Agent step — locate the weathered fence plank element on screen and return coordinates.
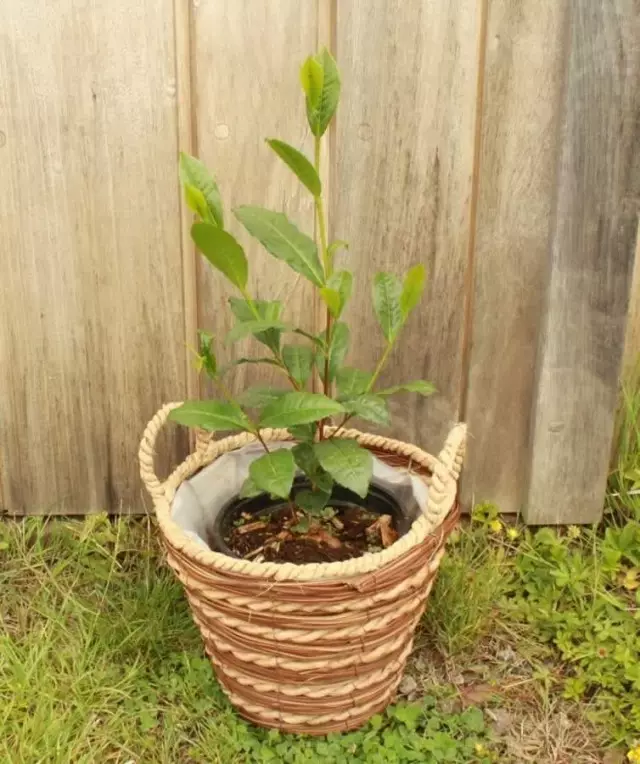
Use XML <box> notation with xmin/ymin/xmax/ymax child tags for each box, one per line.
<box><xmin>0</xmin><ymin>0</ymin><xmax>186</xmax><ymax>514</ymax></box>
<box><xmin>525</xmin><ymin>0</ymin><xmax>640</xmax><ymax>524</ymax></box>
<box><xmin>331</xmin><ymin>0</ymin><xmax>480</xmax><ymax>454</ymax></box>
<box><xmin>462</xmin><ymin>1</ymin><xmax>568</xmax><ymax>514</ymax></box>
<box><xmin>192</xmin><ymin>0</ymin><xmax>319</xmax><ymax>396</ymax></box>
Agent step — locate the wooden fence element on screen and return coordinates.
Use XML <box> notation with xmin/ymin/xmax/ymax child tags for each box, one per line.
<box><xmin>1</xmin><ymin>0</ymin><xmax>638</xmax><ymax>523</ymax></box>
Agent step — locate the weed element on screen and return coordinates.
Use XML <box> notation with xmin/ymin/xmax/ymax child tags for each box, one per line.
<box><xmin>501</xmin><ymin>524</ymin><xmax>640</xmax><ymax>746</ymax></box>
<box><xmin>422</xmin><ymin>521</ymin><xmax>510</xmax><ymax>655</ymax></box>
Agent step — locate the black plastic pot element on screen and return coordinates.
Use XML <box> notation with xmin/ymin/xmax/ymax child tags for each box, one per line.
<box><xmin>210</xmin><ymin>475</ymin><xmax>409</xmax><ymax>558</ymax></box>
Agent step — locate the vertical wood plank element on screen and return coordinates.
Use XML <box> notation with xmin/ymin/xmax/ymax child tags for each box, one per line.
<box><xmin>193</xmin><ymin>0</ymin><xmax>319</xmax><ymax>395</ymax></box>
<box><xmin>0</xmin><ymin>0</ymin><xmax>186</xmax><ymax>514</ymax></box>
<box><xmin>331</xmin><ymin>0</ymin><xmax>480</xmax><ymax>453</ymax></box>
<box><xmin>525</xmin><ymin>0</ymin><xmax>640</xmax><ymax>524</ymax></box>
<box><xmin>462</xmin><ymin>1</ymin><xmax>569</xmax><ymax>513</ymax></box>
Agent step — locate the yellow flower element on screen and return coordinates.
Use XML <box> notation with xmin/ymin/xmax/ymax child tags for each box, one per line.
<box><xmin>621</xmin><ymin>568</ymin><xmax>639</xmax><ymax>591</ymax></box>
<box><xmin>567</xmin><ymin>525</ymin><xmax>581</xmax><ymax>539</ymax></box>
<box><xmin>475</xmin><ymin>742</ymin><xmax>488</xmax><ymax>755</ymax></box>
<box><xmin>627</xmin><ymin>745</ymin><xmax>640</xmax><ymax>762</ymax></box>
<box><xmin>506</xmin><ymin>527</ymin><xmax>520</xmax><ymax>541</ymax></box>
<box><xmin>489</xmin><ymin>519</ymin><xmax>503</xmax><ymax>534</ymax></box>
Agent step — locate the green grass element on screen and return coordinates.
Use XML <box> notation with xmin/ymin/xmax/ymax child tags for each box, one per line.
<box><xmin>0</xmin><ymin>515</ymin><xmax>498</xmax><ymax>764</ymax></box>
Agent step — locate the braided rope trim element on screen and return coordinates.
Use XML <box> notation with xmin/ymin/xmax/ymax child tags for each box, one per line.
<box><xmin>139</xmin><ymin>403</ymin><xmax>466</xmax><ymax>581</ymax></box>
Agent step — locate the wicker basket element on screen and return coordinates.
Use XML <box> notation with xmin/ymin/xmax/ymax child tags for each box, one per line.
<box><xmin>139</xmin><ymin>403</ymin><xmax>466</xmax><ymax>735</ymax></box>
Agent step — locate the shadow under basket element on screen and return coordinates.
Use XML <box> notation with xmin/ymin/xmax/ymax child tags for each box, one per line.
<box><xmin>139</xmin><ymin>405</ymin><xmax>466</xmax><ymax>736</ymax></box>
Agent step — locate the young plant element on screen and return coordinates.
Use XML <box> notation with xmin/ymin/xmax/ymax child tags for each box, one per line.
<box><xmin>170</xmin><ymin>49</ymin><xmax>435</xmax><ymax>519</ymax></box>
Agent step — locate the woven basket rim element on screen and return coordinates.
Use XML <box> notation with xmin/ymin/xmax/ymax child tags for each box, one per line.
<box><xmin>139</xmin><ymin>403</ymin><xmax>466</xmax><ymax>582</ymax></box>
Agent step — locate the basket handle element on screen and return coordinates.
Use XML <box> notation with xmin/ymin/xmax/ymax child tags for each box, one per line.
<box><xmin>138</xmin><ymin>402</ymin><xmax>184</xmax><ymax>499</ymax></box>
<box><xmin>437</xmin><ymin>423</ymin><xmax>467</xmax><ymax>481</ymax></box>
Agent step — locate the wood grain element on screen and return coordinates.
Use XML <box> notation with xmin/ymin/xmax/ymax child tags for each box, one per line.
<box><xmin>462</xmin><ymin>1</ymin><xmax>569</xmax><ymax>513</ymax></box>
<box><xmin>192</xmin><ymin>0</ymin><xmax>319</xmax><ymax>398</ymax></box>
<box><xmin>331</xmin><ymin>0</ymin><xmax>480</xmax><ymax>453</ymax></box>
<box><xmin>0</xmin><ymin>0</ymin><xmax>187</xmax><ymax>514</ymax></box>
<box><xmin>525</xmin><ymin>0</ymin><xmax>640</xmax><ymax>523</ymax></box>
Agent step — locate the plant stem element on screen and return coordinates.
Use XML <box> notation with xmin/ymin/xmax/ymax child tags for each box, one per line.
<box><xmin>213</xmin><ymin>377</ymin><xmax>270</xmax><ymax>454</ymax></box>
<box><xmin>314</xmin><ymin>135</ymin><xmax>333</xmax><ymax>439</ymax></box>
<box><xmin>367</xmin><ymin>341</ymin><xmax>394</xmax><ymax>392</ymax></box>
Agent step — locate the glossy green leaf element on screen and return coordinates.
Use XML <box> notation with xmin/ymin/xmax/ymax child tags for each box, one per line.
<box><xmin>266</xmin><ymin>139</ymin><xmax>321</xmax><ymax>196</ymax></box>
<box><xmin>306</xmin><ymin>49</ymin><xmax>341</xmax><ymax>137</ymax></box>
<box><xmin>288</xmin><ymin>423</ymin><xmax>317</xmax><ymax>442</ymax></box>
<box><xmin>191</xmin><ymin>223</ymin><xmax>248</xmax><ymax>290</ymax></box>
<box><xmin>320</xmin><ymin>270</ymin><xmax>352</xmax><ymax>318</ymax></box>
<box><xmin>238</xmin><ymin>387</ymin><xmax>288</xmax><ymax>408</ymax></box>
<box><xmin>239</xmin><ymin>475</ymin><xmax>261</xmax><ymax>498</ymax></box>
<box><xmin>184</xmin><ymin>184</ymin><xmax>210</xmax><ymax>221</ymax></box>
<box><xmin>400</xmin><ymin>264</ymin><xmax>427</xmax><ymax>318</ymax></box>
<box><xmin>229</xmin><ymin>297</ymin><xmax>283</xmax><ymax>352</ymax></box>
<box><xmin>226</xmin><ymin>319</ymin><xmax>289</xmax><ymax>345</ymax></box>
<box><xmin>372</xmin><ymin>272</ymin><xmax>403</xmax><ymax>341</ymax></box>
<box><xmin>169</xmin><ymin>400</ymin><xmax>251</xmax><ymax>432</ymax></box>
<box><xmin>377</xmin><ymin>380</ymin><xmax>437</xmax><ymax>397</ymax></box>
<box><xmin>335</xmin><ymin>367</ymin><xmax>373</xmax><ymax>397</ymax></box>
<box><xmin>313</xmin><ymin>439</ymin><xmax>373</xmax><ymax>498</ymax></box>
<box><xmin>179</xmin><ymin>152</ymin><xmax>224</xmax><ymax>227</ymax></box>
<box><xmin>327</xmin><ymin>321</ymin><xmax>350</xmax><ymax>381</ymax></box>
<box><xmin>196</xmin><ymin>330</ymin><xmax>217</xmax><ymax>378</ymax></box>
<box><xmin>249</xmin><ymin>449</ymin><xmax>295</xmax><ymax>500</ymax></box>
<box><xmin>295</xmin><ymin>488</ymin><xmax>331</xmax><ymax>513</ymax></box>
<box><xmin>282</xmin><ymin>344</ymin><xmax>314</xmax><ymax>387</ymax></box>
<box><xmin>292</xmin><ymin>442</ymin><xmax>333</xmax><ymax>493</ymax></box>
<box><xmin>259</xmin><ymin>392</ymin><xmax>344</xmax><ymax>429</ymax></box>
<box><xmin>234</xmin><ymin>206</ymin><xmax>324</xmax><ymax>287</ymax></box>
<box><xmin>300</xmin><ymin>55</ymin><xmax>324</xmax><ymax>109</ymax></box>
<box><xmin>341</xmin><ymin>394</ymin><xmax>390</xmax><ymax>426</ymax></box>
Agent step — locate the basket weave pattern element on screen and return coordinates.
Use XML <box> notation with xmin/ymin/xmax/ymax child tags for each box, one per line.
<box><xmin>139</xmin><ymin>404</ymin><xmax>466</xmax><ymax>735</ymax></box>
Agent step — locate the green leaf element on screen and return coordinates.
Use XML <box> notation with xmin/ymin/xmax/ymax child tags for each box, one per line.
<box><xmin>169</xmin><ymin>400</ymin><xmax>251</xmax><ymax>432</ymax></box>
<box><xmin>319</xmin><ymin>288</ymin><xmax>341</xmax><ymax>318</ymax></box>
<box><xmin>341</xmin><ymin>394</ymin><xmax>390</xmax><ymax>426</ymax></box>
<box><xmin>239</xmin><ymin>476</ymin><xmax>262</xmax><ymax>498</ymax></box>
<box><xmin>296</xmin><ymin>488</ymin><xmax>331</xmax><ymax>513</ymax></box>
<box><xmin>292</xmin><ymin>442</ymin><xmax>333</xmax><ymax>493</ymax></box>
<box><xmin>266</xmin><ymin>139</ymin><xmax>321</xmax><ymax>196</ymax></box>
<box><xmin>306</xmin><ymin>48</ymin><xmax>341</xmax><ymax>137</ymax></box>
<box><xmin>229</xmin><ymin>297</ymin><xmax>283</xmax><ymax>352</ymax></box>
<box><xmin>234</xmin><ymin>206</ymin><xmax>324</xmax><ymax>287</ymax></box>
<box><xmin>259</xmin><ymin>392</ymin><xmax>344</xmax><ymax>429</ymax></box>
<box><xmin>179</xmin><ymin>152</ymin><xmax>224</xmax><ymax>227</ymax></box>
<box><xmin>373</xmin><ymin>272</ymin><xmax>403</xmax><ymax>341</ymax></box>
<box><xmin>191</xmin><ymin>223</ymin><xmax>248</xmax><ymax>290</ymax></box>
<box><xmin>282</xmin><ymin>344</ymin><xmax>314</xmax><ymax>387</ymax></box>
<box><xmin>327</xmin><ymin>321</ymin><xmax>350</xmax><ymax>381</ymax></box>
<box><xmin>300</xmin><ymin>56</ymin><xmax>324</xmax><ymax>109</ymax></box>
<box><xmin>320</xmin><ymin>270</ymin><xmax>352</xmax><ymax>318</ymax></box>
<box><xmin>291</xmin><ymin>515</ymin><xmax>311</xmax><ymax>534</ymax></box>
<box><xmin>377</xmin><ymin>380</ymin><xmax>436</xmax><ymax>397</ymax></box>
<box><xmin>196</xmin><ymin>330</ymin><xmax>217</xmax><ymax>378</ymax></box>
<box><xmin>238</xmin><ymin>387</ymin><xmax>288</xmax><ymax>408</ymax></box>
<box><xmin>184</xmin><ymin>184</ymin><xmax>210</xmax><ymax>221</ymax></box>
<box><xmin>313</xmin><ymin>439</ymin><xmax>373</xmax><ymax>498</ymax></box>
<box><xmin>400</xmin><ymin>264</ymin><xmax>426</xmax><ymax>318</ymax></box>
<box><xmin>226</xmin><ymin>319</ymin><xmax>289</xmax><ymax>345</ymax></box>
<box><xmin>288</xmin><ymin>423</ymin><xmax>317</xmax><ymax>442</ymax></box>
<box><xmin>249</xmin><ymin>449</ymin><xmax>295</xmax><ymax>500</ymax></box>
<box><xmin>336</xmin><ymin>367</ymin><xmax>372</xmax><ymax>397</ymax></box>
